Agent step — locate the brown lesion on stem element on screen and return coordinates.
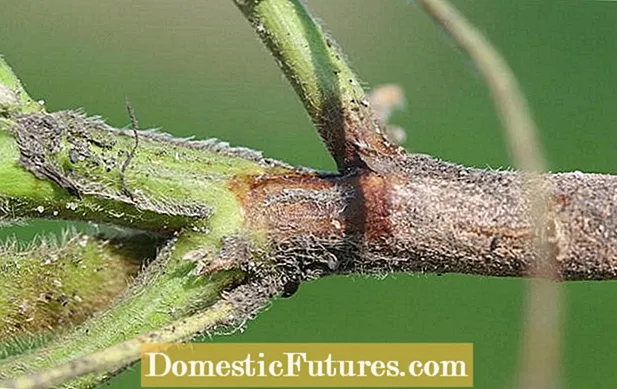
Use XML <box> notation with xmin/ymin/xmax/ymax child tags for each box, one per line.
<box><xmin>232</xmin><ymin>167</ymin><xmax>392</xmax><ymax>242</ymax></box>
<box><xmin>320</xmin><ymin>94</ymin><xmax>402</xmax><ymax>171</ymax></box>
<box><xmin>232</xmin><ymin>154</ymin><xmax>617</xmax><ymax>282</ymax></box>
<box><xmin>234</xmin><ymin>0</ymin><xmax>403</xmax><ymax>173</ymax></box>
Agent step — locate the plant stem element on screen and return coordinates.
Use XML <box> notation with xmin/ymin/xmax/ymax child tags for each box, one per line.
<box><xmin>233</xmin><ymin>0</ymin><xmax>401</xmax><ymax>171</ymax></box>
<box><xmin>0</xmin><ymin>230</ymin><xmax>162</xmax><ymax>350</ymax></box>
<box><xmin>3</xmin><ymin>301</ymin><xmax>234</xmax><ymax>389</ymax></box>
<box><xmin>0</xmin><ymin>231</ymin><xmax>244</xmax><ymax>388</ymax></box>
<box><xmin>0</xmin><ymin>56</ymin><xmax>43</xmax><ymax>117</ymax></box>
<box><xmin>0</xmin><ymin>111</ymin><xmax>292</xmax><ymax>235</ymax></box>
<box><xmin>417</xmin><ymin>2</ymin><xmax>561</xmax><ymax>388</ymax></box>
<box><xmin>0</xmin><ymin>53</ymin><xmax>294</xmax><ymax>237</ymax></box>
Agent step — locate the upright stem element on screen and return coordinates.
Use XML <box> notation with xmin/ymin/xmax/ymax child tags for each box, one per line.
<box><xmin>234</xmin><ymin>0</ymin><xmax>400</xmax><ymax>171</ymax></box>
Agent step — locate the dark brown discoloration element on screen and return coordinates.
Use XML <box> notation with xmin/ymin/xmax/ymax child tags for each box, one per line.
<box><xmin>333</xmin><ymin>98</ymin><xmax>403</xmax><ymax>171</ymax></box>
<box><xmin>347</xmin><ymin>171</ymin><xmax>393</xmax><ymax>242</ymax></box>
<box><xmin>231</xmin><ymin>153</ymin><xmax>617</xmax><ymax>281</ymax></box>
<box><xmin>231</xmin><ymin>172</ymin><xmax>342</xmax><ymax>239</ymax></box>
<box><xmin>235</xmin><ymin>169</ymin><xmax>393</xmax><ymax>245</ymax></box>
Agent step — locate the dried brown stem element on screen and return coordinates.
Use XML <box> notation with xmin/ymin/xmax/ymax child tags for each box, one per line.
<box><xmin>417</xmin><ymin>1</ymin><xmax>561</xmax><ymax>387</ymax></box>
<box><xmin>236</xmin><ymin>154</ymin><xmax>617</xmax><ymax>282</ymax></box>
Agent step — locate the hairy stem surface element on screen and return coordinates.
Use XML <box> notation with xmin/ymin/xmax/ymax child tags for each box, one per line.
<box><xmin>2</xmin><ymin>301</ymin><xmax>234</xmax><ymax>389</ymax></box>
<box><xmin>234</xmin><ymin>0</ymin><xmax>401</xmax><ymax>171</ymax></box>
<box><xmin>418</xmin><ymin>1</ymin><xmax>562</xmax><ymax>387</ymax></box>
<box><xmin>0</xmin><ymin>230</ymin><xmax>162</xmax><ymax>350</ymax></box>
<box><xmin>0</xmin><ymin>231</ymin><xmax>244</xmax><ymax>388</ymax></box>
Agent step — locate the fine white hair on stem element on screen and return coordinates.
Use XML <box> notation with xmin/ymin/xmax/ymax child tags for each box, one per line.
<box><xmin>417</xmin><ymin>1</ymin><xmax>562</xmax><ymax>388</ymax></box>
<box><xmin>1</xmin><ymin>302</ymin><xmax>234</xmax><ymax>389</ymax></box>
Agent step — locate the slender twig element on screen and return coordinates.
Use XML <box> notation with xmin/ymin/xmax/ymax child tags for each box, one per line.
<box><xmin>418</xmin><ymin>0</ymin><xmax>546</xmax><ymax>173</ymax></box>
<box><xmin>120</xmin><ymin>99</ymin><xmax>140</xmax><ymax>200</ymax></box>
<box><xmin>0</xmin><ymin>301</ymin><xmax>234</xmax><ymax>389</ymax></box>
<box><xmin>417</xmin><ymin>1</ymin><xmax>561</xmax><ymax>388</ymax></box>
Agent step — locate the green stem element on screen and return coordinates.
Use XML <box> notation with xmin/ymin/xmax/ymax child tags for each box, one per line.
<box><xmin>235</xmin><ymin>0</ymin><xmax>363</xmax><ymax>119</ymax></box>
<box><xmin>234</xmin><ymin>0</ymin><xmax>398</xmax><ymax>170</ymax></box>
<box><xmin>0</xmin><ymin>114</ymin><xmax>285</xmax><ymax>234</ymax></box>
<box><xmin>0</xmin><ymin>57</ymin><xmax>293</xmax><ymax>237</ymax></box>
<box><xmin>0</xmin><ymin>231</ymin><xmax>244</xmax><ymax>388</ymax></box>
<box><xmin>6</xmin><ymin>302</ymin><xmax>234</xmax><ymax>389</ymax></box>
<box><xmin>0</xmin><ymin>230</ymin><xmax>162</xmax><ymax>351</ymax></box>
<box><xmin>0</xmin><ymin>56</ymin><xmax>43</xmax><ymax>117</ymax></box>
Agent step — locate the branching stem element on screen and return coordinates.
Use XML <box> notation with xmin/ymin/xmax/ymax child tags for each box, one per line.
<box><xmin>0</xmin><ymin>2</ymin><xmax>614</xmax><ymax>389</ymax></box>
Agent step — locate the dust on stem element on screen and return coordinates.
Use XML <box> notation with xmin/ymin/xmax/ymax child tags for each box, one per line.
<box><xmin>418</xmin><ymin>1</ymin><xmax>562</xmax><ymax>388</ymax></box>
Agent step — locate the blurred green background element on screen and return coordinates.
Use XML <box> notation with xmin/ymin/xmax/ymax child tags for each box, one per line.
<box><xmin>2</xmin><ymin>1</ymin><xmax>617</xmax><ymax>388</ymax></box>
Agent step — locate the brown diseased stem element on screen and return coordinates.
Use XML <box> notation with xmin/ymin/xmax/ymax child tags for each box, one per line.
<box><xmin>237</xmin><ymin>154</ymin><xmax>617</xmax><ymax>281</ymax></box>
<box><xmin>417</xmin><ymin>2</ymin><xmax>561</xmax><ymax>388</ymax></box>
